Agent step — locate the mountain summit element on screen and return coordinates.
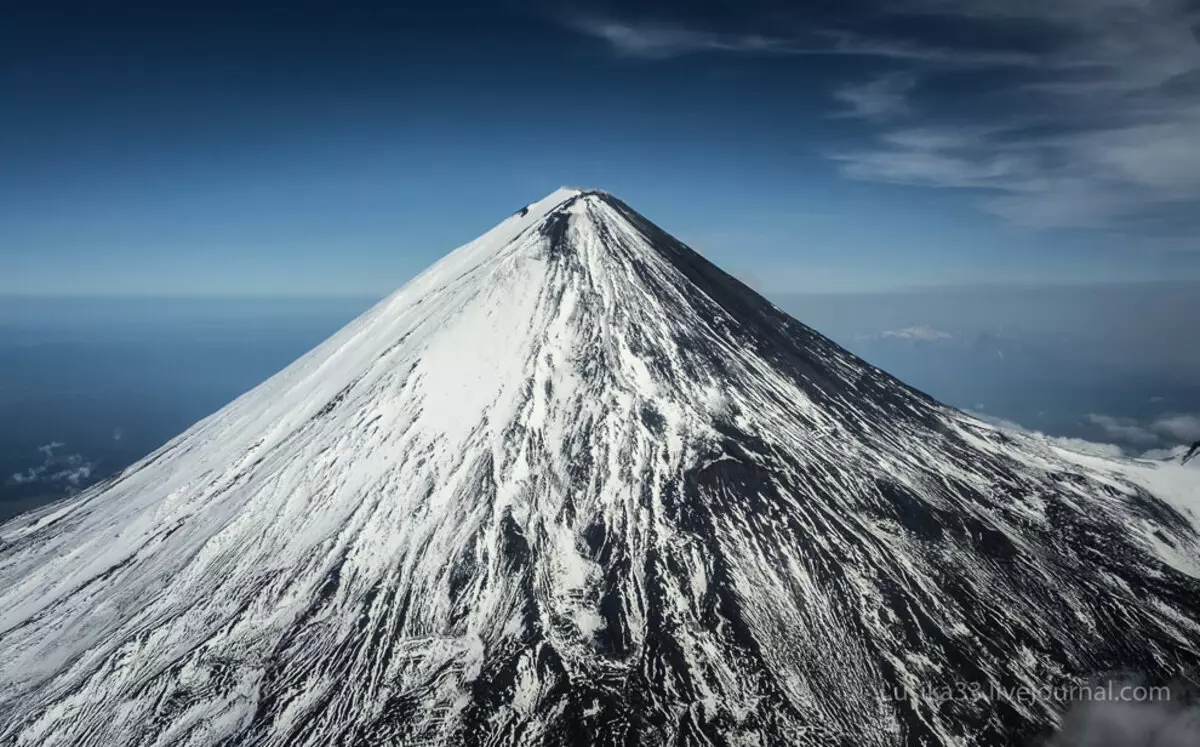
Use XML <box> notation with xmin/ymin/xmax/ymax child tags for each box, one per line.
<box><xmin>2</xmin><ymin>189</ymin><xmax>1199</xmax><ymax>746</ymax></box>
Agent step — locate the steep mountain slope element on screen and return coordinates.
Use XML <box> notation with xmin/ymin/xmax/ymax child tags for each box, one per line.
<box><xmin>1184</xmin><ymin>441</ymin><xmax>1200</xmax><ymax>465</ymax></box>
<box><xmin>1</xmin><ymin>188</ymin><xmax>1199</xmax><ymax>747</ymax></box>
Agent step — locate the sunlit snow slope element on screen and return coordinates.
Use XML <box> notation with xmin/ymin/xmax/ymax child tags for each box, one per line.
<box><xmin>2</xmin><ymin>188</ymin><xmax>1199</xmax><ymax>747</ymax></box>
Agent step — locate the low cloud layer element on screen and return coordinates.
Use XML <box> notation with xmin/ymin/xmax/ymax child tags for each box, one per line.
<box><xmin>969</xmin><ymin>411</ymin><xmax>1126</xmax><ymax>458</ymax></box>
<box><xmin>970</xmin><ymin>409</ymin><xmax>1200</xmax><ymax>459</ymax></box>
<box><xmin>879</xmin><ymin>324</ymin><xmax>952</xmax><ymax>341</ymax></box>
<box><xmin>9</xmin><ymin>442</ymin><xmax>96</xmax><ymax>488</ymax></box>
<box><xmin>1089</xmin><ymin>413</ymin><xmax>1200</xmax><ymax>449</ymax></box>
<box><xmin>1044</xmin><ymin>677</ymin><xmax>1200</xmax><ymax>747</ymax></box>
<box><xmin>1153</xmin><ymin>413</ymin><xmax>1200</xmax><ymax>442</ymax></box>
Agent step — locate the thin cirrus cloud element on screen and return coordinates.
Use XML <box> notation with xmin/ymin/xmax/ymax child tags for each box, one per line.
<box><xmin>832</xmin><ymin>74</ymin><xmax>917</xmax><ymax>120</ymax></box>
<box><xmin>561</xmin><ymin>1</ymin><xmax>1200</xmax><ymax>236</ymax></box>
<box><xmin>825</xmin><ymin>0</ymin><xmax>1200</xmax><ymax>232</ymax></box>
<box><xmin>561</xmin><ymin>16</ymin><xmax>798</xmax><ymax>58</ymax></box>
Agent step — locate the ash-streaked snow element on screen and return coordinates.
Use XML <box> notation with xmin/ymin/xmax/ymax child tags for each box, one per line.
<box><xmin>1</xmin><ymin>188</ymin><xmax>1198</xmax><ymax>746</ymax></box>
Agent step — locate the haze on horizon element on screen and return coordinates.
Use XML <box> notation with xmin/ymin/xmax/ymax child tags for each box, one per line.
<box><xmin>2</xmin><ymin>0</ymin><xmax>1199</xmax><ymax>513</ymax></box>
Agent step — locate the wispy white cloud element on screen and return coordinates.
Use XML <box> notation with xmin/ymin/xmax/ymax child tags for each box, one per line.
<box><xmin>1086</xmin><ymin>412</ymin><xmax>1200</xmax><ymax>448</ymax></box>
<box><xmin>1139</xmin><ymin>445</ymin><xmax>1189</xmax><ymax>460</ymax></box>
<box><xmin>835</xmin><ymin>125</ymin><xmax>1036</xmax><ymax>188</ymax></box>
<box><xmin>880</xmin><ymin>324</ymin><xmax>952</xmax><ymax>340</ymax></box>
<box><xmin>560</xmin><ymin>1</ymin><xmax>1200</xmax><ymax>235</ymax></box>
<box><xmin>969</xmin><ymin>410</ymin><xmax>1127</xmax><ymax>457</ymax></box>
<box><xmin>8</xmin><ymin>442</ymin><xmax>96</xmax><ymax>489</ymax></box>
<box><xmin>562</xmin><ymin>17</ymin><xmax>797</xmax><ymax>59</ymax></box>
<box><xmin>37</xmin><ymin>441</ymin><xmax>65</xmax><ymax>456</ymax></box>
<box><xmin>832</xmin><ymin>0</ymin><xmax>1200</xmax><ymax>231</ymax></box>
<box><xmin>969</xmin><ymin>407</ymin><xmax>1200</xmax><ymax>460</ymax></box>
<box><xmin>842</xmin><ymin>102</ymin><xmax>1200</xmax><ymax>228</ymax></box>
<box><xmin>816</xmin><ymin>29</ymin><xmax>1044</xmax><ymax>69</ymax></box>
<box><xmin>833</xmin><ymin>74</ymin><xmax>917</xmax><ymax>120</ymax></box>
<box><xmin>1088</xmin><ymin>414</ymin><xmax>1161</xmax><ymax>445</ymax></box>
<box><xmin>1153</xmin><ymin>413</ymin><xmax>1200</xmax><ymax>442</ymax></box>
<box><xmin>561</xmin><ymin>15</ymin><xmax>1047</xmax><ymax>65</ymax></box>
<box><xmin>49</xmin><ymin>462</ymin><xmax>93</xmax><ymax>486</ymax></box>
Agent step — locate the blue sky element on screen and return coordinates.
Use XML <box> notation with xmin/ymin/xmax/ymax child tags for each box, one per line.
<box><xmin>3</xmin><ymin>0</ymin><xmax>1199</xmax><ymax>295</ymax></box>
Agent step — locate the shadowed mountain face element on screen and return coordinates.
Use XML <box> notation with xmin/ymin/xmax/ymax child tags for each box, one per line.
<box><xmin>1</xmin><ymin>189</ymin><xmax>1199</xmax><ymax>746</ymax></box>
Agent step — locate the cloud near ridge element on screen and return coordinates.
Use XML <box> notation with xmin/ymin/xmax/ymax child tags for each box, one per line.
<box><xmin>968</xmin><ymin>409</ymin><xmax>1200</xmax><ymax>459</ymax></box>
<box><xmin>1088</xmin><ymin>412</ymin><xmax>1200</xmax><ymax>448</ymax></box>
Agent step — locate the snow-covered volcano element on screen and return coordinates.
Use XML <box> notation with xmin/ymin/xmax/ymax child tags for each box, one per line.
<box><xmin>2</xmin><ymin>188</ymin><xmax>1199</xmax><ymax>747</ymax></box>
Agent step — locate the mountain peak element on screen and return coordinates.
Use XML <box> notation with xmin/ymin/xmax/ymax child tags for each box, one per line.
<box><xmin>510</xmin><ymin>186</ymin><xmax>606</xmax><ymax>216</ymax></box>
<box><xmin>2</xmin><ymin>189</ymin><xmax>1199</xmax><ymax>747</ymax></box>
<box><xmin>1184</xmin><ymin>440</ymin><xmax>1200</xmax><ymax>465</ymax></box>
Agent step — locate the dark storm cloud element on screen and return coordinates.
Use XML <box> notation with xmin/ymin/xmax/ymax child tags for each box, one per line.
<box><xmin>560</xmin><ymin>0</ymin><xmax>1200</xmax><ymax>235</ymax></box>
